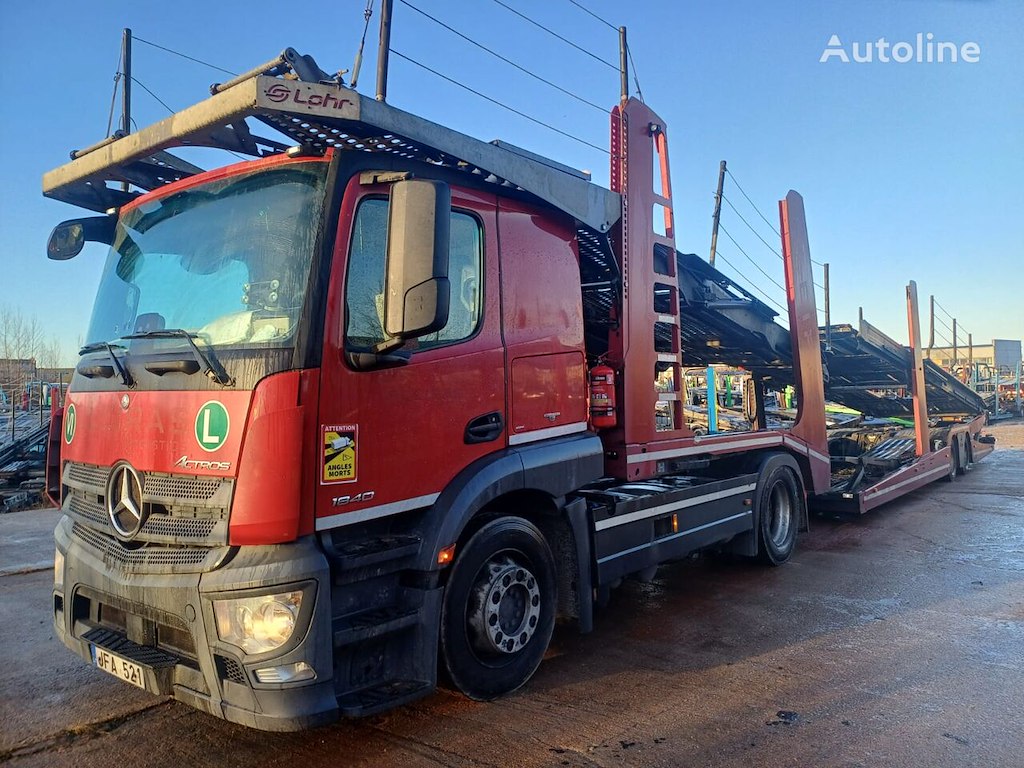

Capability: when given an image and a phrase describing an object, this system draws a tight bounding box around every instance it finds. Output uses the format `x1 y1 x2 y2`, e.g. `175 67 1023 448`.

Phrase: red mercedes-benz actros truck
42 47 989 731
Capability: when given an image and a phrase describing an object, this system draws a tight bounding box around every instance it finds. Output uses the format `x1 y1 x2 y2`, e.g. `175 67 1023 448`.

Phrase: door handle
465 412 504 444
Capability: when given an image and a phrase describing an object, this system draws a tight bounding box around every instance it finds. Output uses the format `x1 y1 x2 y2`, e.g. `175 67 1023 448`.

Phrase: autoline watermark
820 33 981 64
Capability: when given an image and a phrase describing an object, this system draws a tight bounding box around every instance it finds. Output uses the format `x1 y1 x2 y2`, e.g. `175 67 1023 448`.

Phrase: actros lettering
175 455 231 472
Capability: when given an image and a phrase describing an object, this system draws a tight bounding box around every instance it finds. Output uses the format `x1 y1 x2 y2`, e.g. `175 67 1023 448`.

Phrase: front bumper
53 516 338 731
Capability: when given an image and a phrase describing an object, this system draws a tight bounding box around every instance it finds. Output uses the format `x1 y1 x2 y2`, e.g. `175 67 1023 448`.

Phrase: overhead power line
933 298 956 321
933 329 954 349
392 50 609 154
489 0 619 70
131 76 175 115
105 67 123 137
726 166 826 267
626 43 645 102
568 0 617 31
398 0 606 113
564 1 645 102
719 192 827 294
933 298 970 336
718 222 788 296
133 36 237 77
131 76 245 161
721 192 783 260
725 167 780 237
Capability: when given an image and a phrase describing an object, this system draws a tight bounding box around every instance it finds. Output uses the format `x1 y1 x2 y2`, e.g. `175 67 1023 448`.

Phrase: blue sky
2 0 1021 364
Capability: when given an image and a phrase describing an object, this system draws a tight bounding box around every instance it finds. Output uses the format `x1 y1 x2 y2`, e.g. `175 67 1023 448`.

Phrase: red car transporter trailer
811 283 994 515
42 49 989 730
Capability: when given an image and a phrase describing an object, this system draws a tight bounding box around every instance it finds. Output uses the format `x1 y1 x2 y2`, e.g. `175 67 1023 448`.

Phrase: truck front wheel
440 516 557 700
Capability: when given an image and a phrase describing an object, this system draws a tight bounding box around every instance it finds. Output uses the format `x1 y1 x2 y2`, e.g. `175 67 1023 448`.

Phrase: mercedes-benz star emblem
106 464 146 540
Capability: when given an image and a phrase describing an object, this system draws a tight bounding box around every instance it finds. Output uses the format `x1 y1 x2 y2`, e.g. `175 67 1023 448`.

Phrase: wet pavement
2 421 1021 767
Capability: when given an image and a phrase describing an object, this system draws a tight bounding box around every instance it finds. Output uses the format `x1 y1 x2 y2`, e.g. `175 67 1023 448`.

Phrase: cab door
315 175 505 530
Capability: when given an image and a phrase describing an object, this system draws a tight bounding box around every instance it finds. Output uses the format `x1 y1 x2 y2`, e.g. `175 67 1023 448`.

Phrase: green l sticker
64 403 77 444
195 401 230 452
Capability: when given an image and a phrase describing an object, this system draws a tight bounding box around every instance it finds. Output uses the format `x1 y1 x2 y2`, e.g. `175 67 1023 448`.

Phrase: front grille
144 516 219 540
64 462 110 489
62 461 232 547
145 475 224 503
69 493 107 528
72 522 230 574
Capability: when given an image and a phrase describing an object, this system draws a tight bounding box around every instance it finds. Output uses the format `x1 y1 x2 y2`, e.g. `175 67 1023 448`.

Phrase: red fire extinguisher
589 364 617 429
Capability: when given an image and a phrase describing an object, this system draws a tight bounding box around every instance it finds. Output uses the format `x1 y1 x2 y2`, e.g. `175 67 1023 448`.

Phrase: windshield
85 160 328 349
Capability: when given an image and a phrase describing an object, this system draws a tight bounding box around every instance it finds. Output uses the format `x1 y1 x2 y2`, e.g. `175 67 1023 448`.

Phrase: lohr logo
262 82 355 111
264 83 294 103
195 401 230 452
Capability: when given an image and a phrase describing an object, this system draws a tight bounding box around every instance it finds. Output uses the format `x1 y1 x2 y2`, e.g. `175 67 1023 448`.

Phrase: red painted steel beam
779 191 831 494
906 281 931 456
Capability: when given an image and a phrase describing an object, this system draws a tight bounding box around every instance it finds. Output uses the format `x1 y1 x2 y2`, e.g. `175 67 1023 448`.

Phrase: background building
928 339 1022 374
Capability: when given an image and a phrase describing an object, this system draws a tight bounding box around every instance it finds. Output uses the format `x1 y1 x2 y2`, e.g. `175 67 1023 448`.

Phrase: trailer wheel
756 463 802 566
944 441 960 482
955 435 972 475
440 516 556 701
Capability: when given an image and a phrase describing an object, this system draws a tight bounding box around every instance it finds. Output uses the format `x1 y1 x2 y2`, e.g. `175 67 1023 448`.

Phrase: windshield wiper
123 329 235 387
78 341 134 387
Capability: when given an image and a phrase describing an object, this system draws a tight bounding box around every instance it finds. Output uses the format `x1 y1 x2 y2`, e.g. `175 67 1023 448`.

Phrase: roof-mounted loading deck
43 53 620 237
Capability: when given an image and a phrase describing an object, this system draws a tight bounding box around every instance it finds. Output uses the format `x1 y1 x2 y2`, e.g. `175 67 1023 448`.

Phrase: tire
755 462 803 566
943 441 959 482
955 435 971 475
440 516 557 701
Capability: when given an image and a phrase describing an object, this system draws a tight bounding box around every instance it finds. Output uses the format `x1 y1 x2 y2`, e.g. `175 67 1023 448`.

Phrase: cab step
337 679 433 717
323 533 421 571
332 605 419 647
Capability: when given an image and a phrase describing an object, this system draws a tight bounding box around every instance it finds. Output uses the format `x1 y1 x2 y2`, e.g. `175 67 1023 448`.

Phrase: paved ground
2 421 1021 767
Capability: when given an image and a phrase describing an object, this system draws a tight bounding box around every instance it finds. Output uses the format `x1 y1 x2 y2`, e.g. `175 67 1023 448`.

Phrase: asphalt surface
2 421 1021 767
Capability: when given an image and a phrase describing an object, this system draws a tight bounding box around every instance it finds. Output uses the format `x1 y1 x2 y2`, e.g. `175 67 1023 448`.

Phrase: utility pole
824 262 831 350
618 27 628 104
928 295 935 360
709 160 726 268
968 333 974 387
376 0 393 101
952 318 957 374
121 28 132 193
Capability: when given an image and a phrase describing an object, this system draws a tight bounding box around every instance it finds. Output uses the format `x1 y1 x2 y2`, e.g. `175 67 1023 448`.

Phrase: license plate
91 646 147 690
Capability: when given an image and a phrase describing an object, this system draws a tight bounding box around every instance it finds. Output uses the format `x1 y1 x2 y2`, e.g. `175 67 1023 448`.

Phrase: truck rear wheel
440 516 556 701
756 462 802 566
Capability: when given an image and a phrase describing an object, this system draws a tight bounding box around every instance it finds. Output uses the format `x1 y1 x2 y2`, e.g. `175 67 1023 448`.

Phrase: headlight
213 590 303 655
54 548 64 589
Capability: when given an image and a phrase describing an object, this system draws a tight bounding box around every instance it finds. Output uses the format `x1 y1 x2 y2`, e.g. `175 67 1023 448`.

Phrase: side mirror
47 216 116 260
378 180 450 352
